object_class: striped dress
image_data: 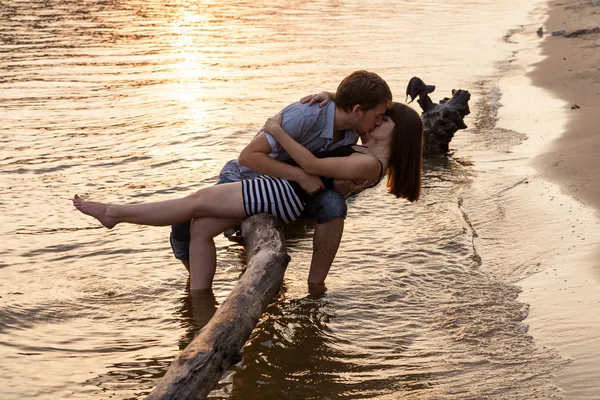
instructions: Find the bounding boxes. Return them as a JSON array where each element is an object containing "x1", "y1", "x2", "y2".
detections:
[{"x1": 241, "y1": 175, "x2": 305, "y2": 223}]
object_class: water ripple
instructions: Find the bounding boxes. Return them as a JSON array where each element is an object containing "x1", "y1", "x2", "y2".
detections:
[{"x1": 0, "y1": 0, "x2": 569, "y2": 399}]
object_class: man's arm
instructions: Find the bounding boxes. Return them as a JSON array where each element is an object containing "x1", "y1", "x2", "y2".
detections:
[
  {"x1": 263, "y1": 116, "x2": 379, "y2": 181},
  {"x1": 238, "y1": 133, "x2": 324, "y2": 194},
  {"x1": 239, "y1": 133, "x2": 302, "y2": 180}
]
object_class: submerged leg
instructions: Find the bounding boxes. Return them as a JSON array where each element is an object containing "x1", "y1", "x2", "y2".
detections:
[
  {"x1": 72, "y1": 182, "x2": 246, "y2": 228},
  {"x1": 308, "y1": 216, "x2": 344, "y2": 284},
  {"x1": 188, "y1": 217, "x2": 242, "y2": 290},
  {"x1": 303, "y1": 190, "x2": 347, "y2": 285}
]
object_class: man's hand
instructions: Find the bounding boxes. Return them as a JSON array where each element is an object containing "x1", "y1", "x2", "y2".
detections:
[
  {"x1": 297, "y1": 172, "x2": 325, "y2": 195},
  {"x1": 332, "y1": 179, "x2": 371, "y2": 198},
  {"x1": 299, "y1": 91, "x2": 334, "y2": 107}
]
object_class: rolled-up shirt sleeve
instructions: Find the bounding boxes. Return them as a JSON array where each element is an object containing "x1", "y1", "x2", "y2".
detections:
[{"x1": 263, "y1": 102, "x2": 311, "y2": 154}]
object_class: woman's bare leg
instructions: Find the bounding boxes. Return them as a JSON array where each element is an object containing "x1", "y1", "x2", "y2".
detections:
[
  {"x1": 72, "y1": 182, "x2": 246, "y2": 228},
  {"x1": 188, "y1": 217, "x2": 243, "y2": 290}
]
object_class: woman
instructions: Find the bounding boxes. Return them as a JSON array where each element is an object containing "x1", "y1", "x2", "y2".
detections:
[
  {"x1": 73, "y1": 103, "x2": 423, "y2": 230},
  {"x1": 73, "y1": 103, "x2": 423, "y2": 291}
]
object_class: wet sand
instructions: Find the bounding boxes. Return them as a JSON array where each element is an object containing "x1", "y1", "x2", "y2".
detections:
[
  {"x1": 531, "y1": 0, "x2": 600, "y2": 208},
  {"x1": 525, "y1": 0, "x2": 600, "y2": 398}
]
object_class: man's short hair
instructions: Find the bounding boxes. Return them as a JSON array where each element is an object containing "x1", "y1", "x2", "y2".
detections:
[{"x1": 335, "y1": 70, "x2": 393, "y2": 112}]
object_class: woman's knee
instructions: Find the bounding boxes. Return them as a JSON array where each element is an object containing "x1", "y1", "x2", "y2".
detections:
[{"x1": 186, "y1": 189, "x2": 210, "y2": 218}]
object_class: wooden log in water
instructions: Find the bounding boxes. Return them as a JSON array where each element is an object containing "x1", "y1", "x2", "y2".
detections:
[
  {"x1": 146, "y1": 214, "x2": 290, "y2": 400},
  {"x1": 422, "y1": 89, "x2": 471, "y2": 155},
  {"x1": 406, "y1": 77, "x2": 471, "y2": 155}
]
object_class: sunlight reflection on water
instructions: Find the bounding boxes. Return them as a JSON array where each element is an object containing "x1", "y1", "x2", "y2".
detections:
[{"x1": 0, "y1": 0, "x2": 577, "y2": 399}]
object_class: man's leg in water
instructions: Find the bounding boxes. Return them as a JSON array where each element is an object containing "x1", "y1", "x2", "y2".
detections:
[
  {"x1": 302, "y1": 189, "x2": 347, "y2": 286},
  {"x1": 188, "y1": 216, "x2": 242, "y2": 290},
  {"x1": 170, "y1": 178, "x2": 235, "y2": 271},
  {"x1": 169, "y1": 185, "x2": 346, "y2": 289},
  {"x1": 171, "y1": 220, "x2": 192, "y2": 271},
  {"x1": 186, "y1": 189, "x2": 346, "y2": 290}
]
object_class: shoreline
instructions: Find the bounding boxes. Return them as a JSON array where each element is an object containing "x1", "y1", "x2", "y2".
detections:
[
  {"x1": 523, "y1": 0, "x2": 600, "y2": 398},
  {"x1": 529, "y1": 0, "x2": 600, "y2": 210}
]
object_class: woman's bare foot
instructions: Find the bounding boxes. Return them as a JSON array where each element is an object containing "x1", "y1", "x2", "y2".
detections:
[{"x1": 72, "y1": 194, "x2": 118, "y2": 229}]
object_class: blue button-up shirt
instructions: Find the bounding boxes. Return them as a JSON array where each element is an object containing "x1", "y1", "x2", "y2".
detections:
[{"x1": 219, "y1": 102, "x2": 359, "y2": 181}]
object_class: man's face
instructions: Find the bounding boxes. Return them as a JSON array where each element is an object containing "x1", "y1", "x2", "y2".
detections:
[{"x1": 354, "y1": 102, "x2": 388, "y2": 135}]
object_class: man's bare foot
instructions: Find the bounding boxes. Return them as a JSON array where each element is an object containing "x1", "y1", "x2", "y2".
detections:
[{"x1": 72, "y1": 194, "x2": 118, "y2": 229}]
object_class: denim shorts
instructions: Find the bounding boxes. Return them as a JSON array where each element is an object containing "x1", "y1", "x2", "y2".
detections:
[
  {"x1": 300, "y1": 189, "x2": 347, "y2": 224},
  {"x1": 169, "y1": 181, "x2": 347, "y2": 261}
]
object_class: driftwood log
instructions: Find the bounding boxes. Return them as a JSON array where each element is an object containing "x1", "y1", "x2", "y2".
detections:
[
  {"x1": 406, "y1": 77, "x2": 471, "y2": 155},
  {"x1": 146, "y1": 214, "x2": 290, "y2": 400}
]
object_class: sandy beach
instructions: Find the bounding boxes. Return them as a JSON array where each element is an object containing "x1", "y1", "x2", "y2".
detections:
[
  {"x1": 531, "y1": 0, "x2": 600, "y2": 208},
  {"x1": 525, "y1": 0, "x2": 600, "y2": 398}
]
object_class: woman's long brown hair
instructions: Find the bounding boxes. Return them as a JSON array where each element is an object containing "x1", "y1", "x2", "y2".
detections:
[{"x1": 385, "y1": 103, "x2": 424, "y2": 202}]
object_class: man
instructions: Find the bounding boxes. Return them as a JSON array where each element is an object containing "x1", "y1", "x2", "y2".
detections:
[{"x1": 170, "y1": 70, "x2": 392, "y2": 290}]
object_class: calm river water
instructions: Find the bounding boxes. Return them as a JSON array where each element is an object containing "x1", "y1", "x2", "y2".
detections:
[{"x1": 0, "y1": 0, "x2": 585, "y2": 398}]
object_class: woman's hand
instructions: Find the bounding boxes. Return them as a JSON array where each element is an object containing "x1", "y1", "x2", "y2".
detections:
[
  {"x1": 299, "y1": 91, "x2": 333, "y2": 107},
  {"x1": 262, "y1": 112, "x2": 283, "y2": 136}
]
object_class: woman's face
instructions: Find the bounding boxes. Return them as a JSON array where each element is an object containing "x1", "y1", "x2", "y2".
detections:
[{"x1": 369, "y1": 115, "x2": 395, "y2": 140}]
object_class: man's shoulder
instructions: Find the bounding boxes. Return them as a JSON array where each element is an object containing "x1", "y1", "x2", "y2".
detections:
[
  {"x1": 282, "y1": 101, "x2": 331, "y2": 120},
  {"x1": 281, "y1": 102, "x2": 333, "y2": 137}
]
